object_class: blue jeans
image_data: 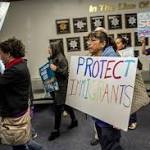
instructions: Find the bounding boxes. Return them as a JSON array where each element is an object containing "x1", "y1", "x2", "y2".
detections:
[
  {"x1": 12, "y1": 144, "x2": 28, "y2": 150},
  {"x1": 27, "y1": 140, "x2": 43, "y2": 150},
  {"x1": 129, "y1": 113, "x2": 137, "y2": 125},
  {"x1": 12, "y1": 140, "x2": 43, "y2": 150},
  {"x1": 95, "y1": 123, "x2": 123, "y2": 150}
]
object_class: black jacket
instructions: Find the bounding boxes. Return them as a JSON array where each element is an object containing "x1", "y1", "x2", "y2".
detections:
[
  {"x1": 0, "y1": 60, "x2": 30, "y2": 117},
  {"x1": 48, "y1": 53, "x2": 68, "y2": 105}
]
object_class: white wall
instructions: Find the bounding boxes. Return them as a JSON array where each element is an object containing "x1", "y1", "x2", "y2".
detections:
[{"x1": 0, "y1": 0, "x2": 150, "y2": 79}]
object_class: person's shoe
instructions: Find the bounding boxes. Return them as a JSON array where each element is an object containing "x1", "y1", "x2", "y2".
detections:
[
  {"x1": 68, "y1": 120, "x2": 78, "y2": 129},
  {"x1": 128, "y1": 122, "x2": 137, "y2": 130},
  {"x1": 48, "y1": 130, "x2": 60, "y2": 141},
  {"x1": 90, "y1": 138, "x2": 99, "y2": 146},
  {"x1": 63, "y1": 111, "x2": 68, "y2": 117},
  {"x1": 32, "y1": 132, "x2": 38, "y2": 139}
]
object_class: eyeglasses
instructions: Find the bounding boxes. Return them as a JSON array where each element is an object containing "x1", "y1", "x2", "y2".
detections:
[{"x1": 87, "y1": 38, "x2": 100, "y2": 45}]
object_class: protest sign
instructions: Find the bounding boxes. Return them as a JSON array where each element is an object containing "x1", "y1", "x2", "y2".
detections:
[
  {"x1": 138, "y1": 12, "x2": 150, "y2": 37},
  {"x1": 66, "y1": 56, "x2": 138, "y2": 131},
  {"x1": 39, "y1": 62, "x2": 59, "y2": 93},
  {"x1": 118, "y1": 47, "x2": 134, "y2": 57}
]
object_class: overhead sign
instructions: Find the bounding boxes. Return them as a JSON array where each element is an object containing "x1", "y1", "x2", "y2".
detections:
[
  {"x1": 89, "y1": 1, "x2": 150, "y2": 13},
  {"x1": 0, "y1": 2, "x2": 10, "y2": 31}
]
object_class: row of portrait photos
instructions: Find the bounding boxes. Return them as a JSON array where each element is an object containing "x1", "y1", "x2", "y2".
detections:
[
  {"x1": 56, "y1": 13, "x2": 138, "y2": 34},
  {"x1": 49, "y1": 32, "x2": 149, "y2": 54}
]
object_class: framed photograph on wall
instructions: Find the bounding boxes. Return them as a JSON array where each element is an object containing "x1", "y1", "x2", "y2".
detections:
[
  {"x1": 117, "y1": 33, "x2": 132, "y2": 47},
  {"x1": 108, "y1": 34, "x2": 115, "y2": 40},
  {"x1": 90, "y1": 16, "x2": 105, "y2": 31},
  {"x1": 56, "y1": 19, "x2": 70, "y2": 34},
  {"x1": 83, "y1": 36, "x2": 89, "y2": 51},
  {"x1": 73, "y1": 17, "x2": 88, "y2": 33},
  {"x1": 125, "y1": 13, "x2": 137, "y2": 28},
  {"x1": 107, "y1": 15, "x2": 122, "y2": 30},
  {"x1": 66, "y1": 37, "x2": 80, "y2": 52},
  {"x1": 134, "y1": 32, "x2": 149, "y2": 46}
]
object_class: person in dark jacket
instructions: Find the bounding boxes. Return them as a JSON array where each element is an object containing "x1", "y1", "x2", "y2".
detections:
[
  {"x1": 115, "y1": 36, "x2": 140, "y2": 130},
  {"x1": 87, "y1": 31, "x2": 124, "y2": 150},
  {"x1": 0, "y1": 38, "x2": 44, "y2": 150},
  {"x1": 48, "y1": 40, "x2": 78, "y2": 141}
]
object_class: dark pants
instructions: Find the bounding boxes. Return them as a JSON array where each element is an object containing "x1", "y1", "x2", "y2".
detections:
[
  {"x1": 95, "y1": 123, "x2": 123, "y2": 150},
  {"x1": 12, "y1": 145, "x2": 28, "y2": 150},
  {"x1": 129, "y1": 112, "x2": 137, "y2": 125},
  {"x1": 54, "y1": 104, "x2": 76, "y2": 130},
  {"x1": 12, "y1": 140, "x2": 43, "y2": 150}
]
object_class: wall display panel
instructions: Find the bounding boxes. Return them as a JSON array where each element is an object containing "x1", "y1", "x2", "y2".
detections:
[
  {"x1": 117, "y1": 33, "x2": 132, "y2": 47},
  {"x1": 108, "y1": 34, "x2": 115, "y2": 40},
  {"x1": 90, "y1": 16, "x2": 105, "y2": 31},
  {"x1": 56, "y1": 19, "x2": 70, "y2": 34},
  {"x1": 108, "y1": 15, "x2": 122, "y2": 30},
  {"x1": 125, "y1": 13, "x2": 137, "y2": 28},
  {"x1": 49, "y1": 38, "x2": 64, "y2": 51},
  {"x1": 73, "y1": 17, "x2": 88, "y2": 33},
  {"x1": 66, "y1": 37, "x2": 81, "y2": 52},
  {"x1": 134, "y1": 32, "x2": 149, "y2": 46},
  {"x1": 83, "y1": 36, "x2": 89, "y2": 51}
]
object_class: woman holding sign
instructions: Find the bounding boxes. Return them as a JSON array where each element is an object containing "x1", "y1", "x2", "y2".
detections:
[
  {"x1": 87, "y1": 31, "x2": 124, "y2": 150},
  {"x1": 48, "y1": 40, "x2": 78, "y2": 141}
]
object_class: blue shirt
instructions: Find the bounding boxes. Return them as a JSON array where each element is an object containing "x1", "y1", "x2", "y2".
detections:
[{"x1": 95, "y1": 46, "x2": 119, "y2": 127}]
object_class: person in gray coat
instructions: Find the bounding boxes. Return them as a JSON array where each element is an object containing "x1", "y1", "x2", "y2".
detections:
[{"x1": 47, "y1": 40, "x2": 78, "y2": 141}]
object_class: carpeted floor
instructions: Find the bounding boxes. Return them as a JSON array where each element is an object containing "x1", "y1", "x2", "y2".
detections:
[{"x1": 0, "y1": 104, "x2": 150, "y2": 150}]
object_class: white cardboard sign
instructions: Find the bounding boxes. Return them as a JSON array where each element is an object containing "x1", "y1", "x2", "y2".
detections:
[
  {"x1": 118, "y1": 47, "x2": 134, "y2": 57},
  {"x1": 66, "y1": 56, "x2": 138, "y2": 131}
]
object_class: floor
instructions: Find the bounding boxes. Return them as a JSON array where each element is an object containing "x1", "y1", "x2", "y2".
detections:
[{"x1": 0, "y1": 104, "x2": 150, "y2": 150}]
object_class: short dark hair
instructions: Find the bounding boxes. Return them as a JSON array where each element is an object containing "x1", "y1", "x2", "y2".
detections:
[
  {"x1": 116, "y1": 36, "x2": 127, "y2": 47},
  {"x1": 0, "y1": 37, "x2": 25, "y2": 58}
]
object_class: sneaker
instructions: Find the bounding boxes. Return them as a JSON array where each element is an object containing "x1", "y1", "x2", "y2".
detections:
[
  {"x1": 68, "y1": 120, "x2": 78, "y2": 129},
  {"x1": 128, "y1": 122, "x2": 137, "y2": 130},
  {"x1": 63, "y1": 111, "x2": 68, "y2": 117},
  {"x1": 48, "y1": 130, "x2": 60, "y2": 141},
  {"x1": 32, "y1": 132, "x2": 38, "y2": 139},
  {"x1": 90, "y1": 138, "x2": 99, "y2": 146}
]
